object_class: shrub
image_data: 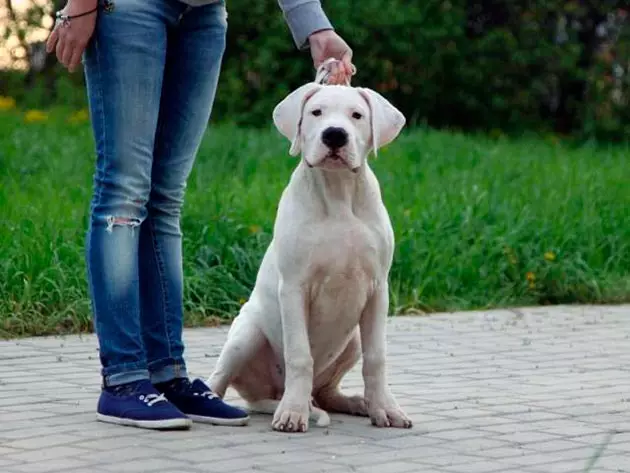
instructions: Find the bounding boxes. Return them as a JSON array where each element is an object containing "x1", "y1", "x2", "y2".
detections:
[
  {"x1": 1, "y1": 1, "x2": 629, "y2": 140},
  {"x1": 213, "y1": 0, "x2": 630, "y2": 140}
]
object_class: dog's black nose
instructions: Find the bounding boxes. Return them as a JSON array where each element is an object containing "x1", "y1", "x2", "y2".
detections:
[{"x1": 321, "y1": 127, "x2": 348, "y2": 149}]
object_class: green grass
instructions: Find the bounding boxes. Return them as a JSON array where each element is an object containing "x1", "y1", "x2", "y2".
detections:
[{"x1": 1, "y1": 108, "x2": 629, "y2": 338}]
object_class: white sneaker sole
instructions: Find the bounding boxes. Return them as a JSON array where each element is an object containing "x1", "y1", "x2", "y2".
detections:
[
  {"x1": 96, "y1": 413, "x2": 192, "y2": 430},
  {"x1": 186, "y1": 413, "x2": 250, "y2": 426}
]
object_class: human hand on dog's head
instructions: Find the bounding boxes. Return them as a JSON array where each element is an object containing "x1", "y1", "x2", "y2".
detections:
[{"x1": 308, "y1": 30, "x2": 354, "y2": 85}]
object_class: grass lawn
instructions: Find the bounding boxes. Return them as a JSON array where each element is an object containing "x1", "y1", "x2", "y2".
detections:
[{"x1": 1, "y1": 108, "x2": 629, "y2": 338}]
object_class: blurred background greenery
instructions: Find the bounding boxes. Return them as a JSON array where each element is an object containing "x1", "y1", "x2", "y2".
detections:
[
  {"x1": 2, "y1": 1, "x2": 630, "y2": 337},
  {"x1": 1, "y1": 0, "x2": 629, "y2": 141}
]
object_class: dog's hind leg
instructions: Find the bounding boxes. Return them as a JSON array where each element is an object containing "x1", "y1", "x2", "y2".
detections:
[
  {"x1": 313, "y1": 331, "x2": 368, "y2": 417},
  {"x1": 206, "y1": 306, "x2": 266, "y2": 398}
]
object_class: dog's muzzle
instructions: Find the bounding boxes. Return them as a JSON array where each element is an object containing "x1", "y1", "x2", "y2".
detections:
[{"x1": 321, "y1": 127, "x2": 349, "y2": 150}]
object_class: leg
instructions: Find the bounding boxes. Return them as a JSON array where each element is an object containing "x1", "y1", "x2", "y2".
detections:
[
  {"x1": 132, "y1": 2, "x2": 247, "y2": 426},
  {"x1": 85, "y1": 0, "x2": 192, "y2": 430},
  {"x1": 273, "y1": 280, "x2": 313, "y2": 433},
  {"x1": 84, "y1": 0, "x2": 171, "y2": 388},
  {"x1": 247, "y1": 400, "x2": 331, "y2": 428},
  {"x1": 138, "y1": 1, "x2": 228, "y2": 384},
  {"x1": 360, "y1": 282, "x2": 412, "y2": 428},
  {"x1": 207, "y1": 304, "x2": 267, "y2": 398},
  {"x1": 314, "y1": 331, "x2": 368, "y2": 417}
]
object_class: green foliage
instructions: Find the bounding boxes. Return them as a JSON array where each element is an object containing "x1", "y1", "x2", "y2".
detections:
[
  {"x1": 1, "y1": 1, "x2": 629, "y2": 139},
  {"x1": 581, "y1": 17, "x2": 630, "y2": 141},
  {"x1": 212, "y1": 0, "x2": 630, "y2": 140},
  {"x1": 1, "y1": 109, "x2": 629, "y2": 338}
]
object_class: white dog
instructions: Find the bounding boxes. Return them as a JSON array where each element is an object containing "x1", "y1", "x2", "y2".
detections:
[{"x1": 206, "y1": 82, "x2": 412, "y2": 433}]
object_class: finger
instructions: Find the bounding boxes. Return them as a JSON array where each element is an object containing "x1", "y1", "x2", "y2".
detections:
[
  {"x1": 68, "y1": 43, "x2": 85, "y2": 73},
  {"x1": 56, "y1": 36, "x2": 66, "y2": 67},
  {"x1": 330, "y1": 61, "x2": 344, "y2": 84},
  {"x1": 341, "y1": 50, "x2": 354, "y2": 76},
  {"x1": 340, "y1": 49, "x2": 353, "y2": 75},
  {"x1": 336, "y1": 59, "x2": 352, "y2": 84},
  {"x1": 62, "y1": 40, "x2": 76, "y2": 69},
  {"x1": 46, "y1": 27, "x2": 60, "y2": 54}
]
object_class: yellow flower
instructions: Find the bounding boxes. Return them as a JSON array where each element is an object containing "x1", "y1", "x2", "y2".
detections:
[
  {"x1": 67, "y1": 108, "x2": 89, "y2": 123},
  {"x1": 0, "y1": 96, "x2": 16, "y2": 111},
  {"x1": 526, "y1": 272, "x2": 536, "y2": 290},
  {"x1": 544, "y1": 251, "x2": 556, "y2": 262},
  {"x1": 239, "y1": 298, "x2": 247, "y2": 305},
  {"x1": 24, "y1": 110, "x2": 48, "y2": 123},
  {"x1": 249, "y1": 225, "x2": 261, "y2": 234}
]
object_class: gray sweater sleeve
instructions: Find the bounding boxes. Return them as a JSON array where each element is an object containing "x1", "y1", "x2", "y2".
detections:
[{"x1": 277, "y1": 0, "x2": 334, "y2": 50}]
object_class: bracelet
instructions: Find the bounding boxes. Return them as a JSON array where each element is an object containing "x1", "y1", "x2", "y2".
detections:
[{"x1": 55, "y1": 6, "x2": 98, "y2": 27}]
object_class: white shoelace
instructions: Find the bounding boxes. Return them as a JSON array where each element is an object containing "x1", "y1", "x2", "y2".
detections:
[
  {"x1": 193, "y1": 390, "x2": 219, "y2": 400},
  {"x1": 139, "y1": 393, "x2": 167, "y2": 406}
]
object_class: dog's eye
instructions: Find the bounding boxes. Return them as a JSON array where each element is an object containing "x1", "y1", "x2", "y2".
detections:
[
  {"x1": 352, "y1": 112, "x2": 363, "y2": 120},
  {"x1": 312, "y1": 109, "x2": 322, "y2": 117}
]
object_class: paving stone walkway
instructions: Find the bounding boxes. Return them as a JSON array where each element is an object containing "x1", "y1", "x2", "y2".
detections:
[{"x1": 0, "y1": 305, "x2": 629, "y2": 473}]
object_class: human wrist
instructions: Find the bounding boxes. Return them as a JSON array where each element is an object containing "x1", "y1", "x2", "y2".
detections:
[
  {"x1": 308, "y1": 28, "x2": 335, "y2": 44},
  {"x1": 282, "y1": 1, "x2": 333, "y2": 50}
]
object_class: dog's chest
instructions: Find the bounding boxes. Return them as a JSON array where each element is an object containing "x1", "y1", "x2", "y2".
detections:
[
  {"x1": 307, "y1": 221, "x2": 385, "y2": 323},
  {"x1": 314, "y1": 220, "x2": 383, "y2": 277}
]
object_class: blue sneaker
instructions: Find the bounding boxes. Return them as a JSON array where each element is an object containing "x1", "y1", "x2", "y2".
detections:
[
  {"x1": 155, "y1": 378, "x2": 250, "y2": 426},
  {"x1": 96, "y1": 379, "x2": 192, "y2": 430}
]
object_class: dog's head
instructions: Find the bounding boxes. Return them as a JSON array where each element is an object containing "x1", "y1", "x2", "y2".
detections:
[{"x1": 272, "y1": 84, "x2": 406, "y2": 173}]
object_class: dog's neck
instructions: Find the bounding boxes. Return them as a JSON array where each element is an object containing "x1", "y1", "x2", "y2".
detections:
[{"x1": 295, "y1": 160, "x2": 374, "y2": 218}]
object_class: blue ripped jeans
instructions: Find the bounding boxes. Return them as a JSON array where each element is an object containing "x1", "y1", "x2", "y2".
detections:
[{"x1": 83, "y1": 0, "x2": 227, "y2": 387}]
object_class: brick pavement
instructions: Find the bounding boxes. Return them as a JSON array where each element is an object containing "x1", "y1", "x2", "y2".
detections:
[{"x1": 0, "y1": 305, "x2": 629, "y2": 473}]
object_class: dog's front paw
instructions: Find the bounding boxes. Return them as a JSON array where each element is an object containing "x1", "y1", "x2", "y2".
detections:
[
  {"x1": 366, "y1": 396, "x2": 412, "y2": 429},
  {"x1": 272, "y1": 400, "x2": 310, "y2": 433}
]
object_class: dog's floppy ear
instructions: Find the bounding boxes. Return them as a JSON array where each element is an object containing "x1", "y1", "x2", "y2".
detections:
[
  {"x1": 357, "y1": 88, "x2": 406, "y2": 157},
  {"x1": 273, "y1": 82, "x2": 322, "y2": 156}
]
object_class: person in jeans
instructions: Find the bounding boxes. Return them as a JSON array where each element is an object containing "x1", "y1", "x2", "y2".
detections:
[{"x1": 46, "y1": 0, "x2": 353, "y2": 430}]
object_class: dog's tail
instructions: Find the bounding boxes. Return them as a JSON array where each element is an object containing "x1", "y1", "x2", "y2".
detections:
[{"x1": 246, "y1": 399, "x2": 331, "y2": 427}]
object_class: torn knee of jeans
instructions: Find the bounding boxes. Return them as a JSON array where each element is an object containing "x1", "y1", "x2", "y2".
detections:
[{"x1": 106, "y1": 216, "x2": 141, "y2": 233}]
